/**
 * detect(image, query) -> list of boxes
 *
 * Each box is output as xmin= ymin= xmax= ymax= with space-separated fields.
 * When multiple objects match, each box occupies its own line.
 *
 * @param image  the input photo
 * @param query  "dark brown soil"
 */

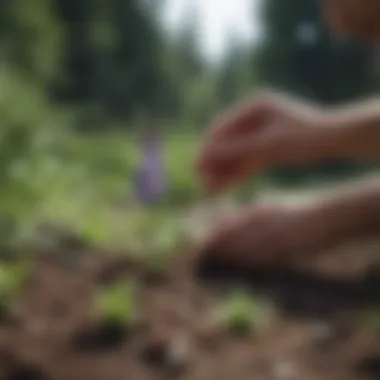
xmin=1 ymin=240 xmax=380 ymax=380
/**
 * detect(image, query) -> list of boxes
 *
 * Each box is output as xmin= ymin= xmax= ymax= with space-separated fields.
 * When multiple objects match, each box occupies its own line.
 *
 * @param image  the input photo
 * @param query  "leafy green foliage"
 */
xmin=0 ymin=0 xmax=372 ymax=257
xmin=214 ymin=289 xmax=272 ymax=335
xmin=0 ymin=261 xmax=30 ymax=308
xmin=120 ymin=206 xmax=184 ymax=269
xmin=257 ymin=0 xmax=374 ymax=103
xmin=96 ymin=280 xmax=136 ymax=325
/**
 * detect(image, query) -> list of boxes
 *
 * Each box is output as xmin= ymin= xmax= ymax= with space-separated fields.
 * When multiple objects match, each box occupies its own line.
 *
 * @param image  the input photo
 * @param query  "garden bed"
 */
xmin=0 ymin=240 xmax=380 ymax=380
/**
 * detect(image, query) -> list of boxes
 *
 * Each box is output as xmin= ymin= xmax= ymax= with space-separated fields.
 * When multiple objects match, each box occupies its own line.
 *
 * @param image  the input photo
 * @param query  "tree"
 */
xmin=256 ymin=0 xmax=375 ymax=104
xmin=54 ymin=0 xmax=178 ymax=125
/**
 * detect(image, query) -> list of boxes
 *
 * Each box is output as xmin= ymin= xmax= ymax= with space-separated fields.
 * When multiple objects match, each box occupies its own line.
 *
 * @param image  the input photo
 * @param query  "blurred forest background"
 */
xmin=0 ymin=0 xmax=379 ymax=249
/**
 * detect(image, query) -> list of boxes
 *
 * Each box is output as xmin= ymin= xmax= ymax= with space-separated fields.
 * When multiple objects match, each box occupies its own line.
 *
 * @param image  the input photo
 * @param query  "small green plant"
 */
xmin=96 ymin=280 xmax=137 ymax=327
xmin=0 ymin=261 xmax=30 ymax=311
xmin=213 ymin=289 xmax=272 ymax=335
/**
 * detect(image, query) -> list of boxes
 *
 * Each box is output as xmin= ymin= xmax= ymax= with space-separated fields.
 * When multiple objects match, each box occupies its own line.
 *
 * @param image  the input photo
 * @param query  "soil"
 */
xmin=1 ymin=239 xmax=380 ymax=380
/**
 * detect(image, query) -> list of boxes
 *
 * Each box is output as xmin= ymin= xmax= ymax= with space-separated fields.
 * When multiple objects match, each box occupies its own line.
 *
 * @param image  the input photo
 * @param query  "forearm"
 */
xmin=317 ymin=98 xmax=380 ymax=161
xmin=311 ymin=177 xmax=380 ymax=245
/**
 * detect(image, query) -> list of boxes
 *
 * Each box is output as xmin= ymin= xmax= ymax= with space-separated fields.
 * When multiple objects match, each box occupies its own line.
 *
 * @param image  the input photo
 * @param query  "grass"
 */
xmin=2 ymin=128 xmax=374 ymax=281
xmin=62 ymin=132 xmax=202 ymax=204
xmin=5 ymin=131 xmax=201 ymax=250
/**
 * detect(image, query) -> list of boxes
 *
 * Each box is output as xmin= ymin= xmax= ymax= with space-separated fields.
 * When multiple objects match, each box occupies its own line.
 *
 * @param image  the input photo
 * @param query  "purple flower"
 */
xmin=135 ymin=127 xmax=165 ymax=204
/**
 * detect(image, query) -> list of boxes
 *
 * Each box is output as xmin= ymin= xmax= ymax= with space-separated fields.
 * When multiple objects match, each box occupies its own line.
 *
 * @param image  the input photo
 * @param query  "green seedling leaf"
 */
xmin=96 ymin=280 xmax=137 ymax=325
xmin=0 ymin=261 xmax=30 ymax=309
xmin=214 ymin=289 xmax=272 ymax=335
xmin=7 ymin=262 xmax=30 ymax=292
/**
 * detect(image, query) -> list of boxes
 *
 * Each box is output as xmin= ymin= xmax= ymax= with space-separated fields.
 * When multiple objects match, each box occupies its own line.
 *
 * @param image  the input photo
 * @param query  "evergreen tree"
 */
xmin=256 ymin=0 xmax=375 ymax=104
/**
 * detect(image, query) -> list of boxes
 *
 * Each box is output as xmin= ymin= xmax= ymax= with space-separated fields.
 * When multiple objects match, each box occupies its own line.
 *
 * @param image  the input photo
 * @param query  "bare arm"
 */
xmin=310 ymin=177 xmax=380 ymax=245
xmin=316 ymin=98 xmax=380 ymax=161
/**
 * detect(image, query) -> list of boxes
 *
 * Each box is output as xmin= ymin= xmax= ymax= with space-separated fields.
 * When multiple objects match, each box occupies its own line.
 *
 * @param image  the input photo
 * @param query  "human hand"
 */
xmin=198 ymin=201 xmax=326 ymax=267
xmin=196 ymin=92 xmax=327 ymax=192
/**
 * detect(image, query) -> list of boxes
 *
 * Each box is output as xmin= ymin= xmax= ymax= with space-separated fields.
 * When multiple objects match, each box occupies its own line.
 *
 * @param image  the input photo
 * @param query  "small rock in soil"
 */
xmin=167 ymin=333 xmax=190 ymax=372
xmin=312 ymin=316 xmax=353 ymax=349
xmin=311 ymin=321 xmax=335 ymax=348
xmin=272 ymin=360 xmax=298 ymax=380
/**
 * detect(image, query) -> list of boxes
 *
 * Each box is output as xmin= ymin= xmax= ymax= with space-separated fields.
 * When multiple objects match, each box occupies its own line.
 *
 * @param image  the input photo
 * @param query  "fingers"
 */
xmin=196 ymin=90 xmax=310 ymax=192
xmin=207 ymin=94 xmax=275 ymax=141
xmin=196 ymin=142 xmax=260 ymax=192
xmin=199 ymin=205 xmax=275 ymax=265
xmin=196 ymin=97 xmax=273 ymax=192
xmin=199 ymin=217 xmax=276 ymax=267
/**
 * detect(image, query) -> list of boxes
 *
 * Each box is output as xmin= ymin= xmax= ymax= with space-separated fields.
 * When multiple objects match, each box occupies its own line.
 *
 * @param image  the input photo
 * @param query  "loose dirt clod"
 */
xmin=167 ymin=333 xmax=190 ymax=372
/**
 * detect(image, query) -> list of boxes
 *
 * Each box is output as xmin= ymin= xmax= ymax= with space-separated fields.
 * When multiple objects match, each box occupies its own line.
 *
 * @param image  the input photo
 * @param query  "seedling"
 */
xmin=74 ymin=281 xmax=137 ymax=351
xmin=213 ymin=289 xmax=272 ymax=336
xmin=0 ymin=261 xmax=30 ymax=313
xmin=95 ymin=280 xmax=137 ymax=328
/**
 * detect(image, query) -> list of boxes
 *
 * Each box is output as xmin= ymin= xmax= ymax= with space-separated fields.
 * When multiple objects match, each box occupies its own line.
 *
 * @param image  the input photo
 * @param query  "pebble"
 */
xmin=167 ymin=333 xmax=189 ymax=370
xmin=311 ymin=319 xmax=352 ymax=348
xmin=273 ymin=360 xmax=297 ymax=380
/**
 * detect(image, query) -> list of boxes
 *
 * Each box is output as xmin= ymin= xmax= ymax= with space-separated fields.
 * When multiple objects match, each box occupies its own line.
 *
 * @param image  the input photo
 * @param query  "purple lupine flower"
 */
xmin=135 ymin=127 xmax=166 ymax=205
